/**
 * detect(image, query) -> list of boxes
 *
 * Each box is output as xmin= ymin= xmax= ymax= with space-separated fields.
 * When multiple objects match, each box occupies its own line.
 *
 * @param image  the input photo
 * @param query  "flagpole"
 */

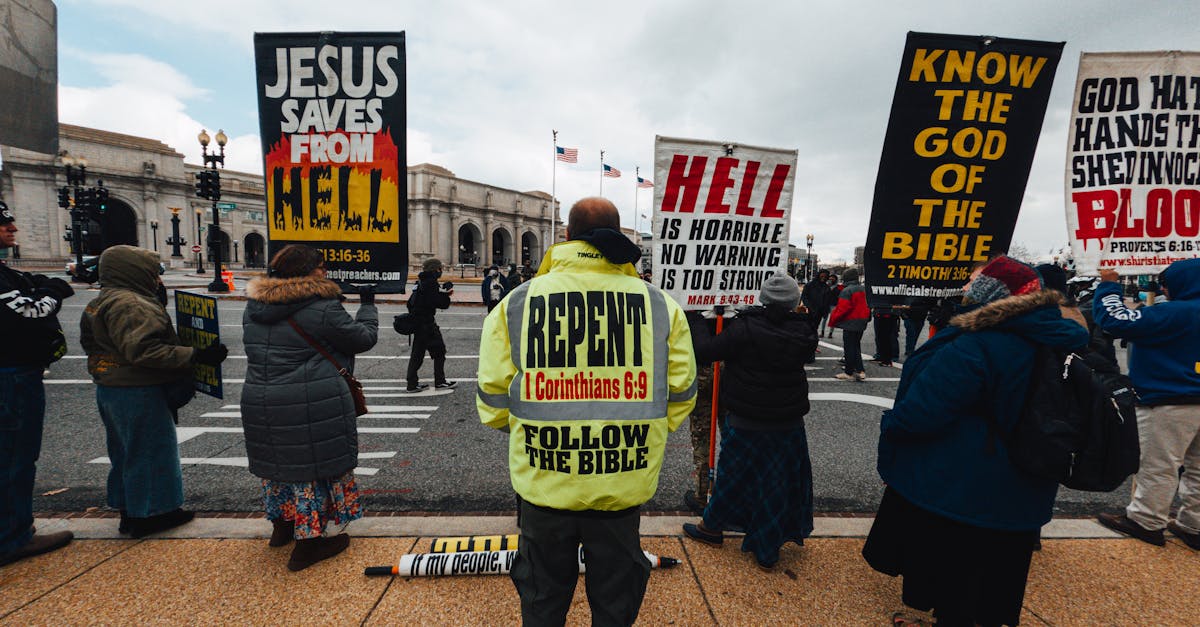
xmin=599 ymin=150 xmax=605 ymax=197
xmin=552 ymin=130 xmax=557 ymax=242
xmin=634 ymin=166 xmax=639 ymax=233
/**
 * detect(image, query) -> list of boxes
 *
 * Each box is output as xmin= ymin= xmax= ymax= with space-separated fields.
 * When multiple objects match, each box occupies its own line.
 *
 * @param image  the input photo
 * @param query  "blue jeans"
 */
xmin=0 ymin=367 xmax=45 ymax=554
xmin=96 ymin=385 xmax=184 ymax=517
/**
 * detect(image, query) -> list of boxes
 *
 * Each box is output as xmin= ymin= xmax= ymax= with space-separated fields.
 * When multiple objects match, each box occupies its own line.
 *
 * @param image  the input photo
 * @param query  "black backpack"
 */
xmin=392 ymin=313 xmax=417 ymax=335
xmin=995 ymin=345 xmax=1140 ymax=492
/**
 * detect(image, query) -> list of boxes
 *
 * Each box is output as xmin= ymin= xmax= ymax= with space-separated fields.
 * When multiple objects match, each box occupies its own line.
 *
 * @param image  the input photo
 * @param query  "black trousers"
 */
xmin=511 ymin=501 xmax=650 ymax=626
xmin=873 ymin=315 xmax=900 ymax=364
xmin=406 ymin=323 xmax=446 ymax=386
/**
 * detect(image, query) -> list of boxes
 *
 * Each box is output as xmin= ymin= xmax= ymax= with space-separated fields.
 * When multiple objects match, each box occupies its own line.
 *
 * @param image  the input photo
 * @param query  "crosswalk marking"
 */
xmin=88 ymin=451 xmax=399 ymax=476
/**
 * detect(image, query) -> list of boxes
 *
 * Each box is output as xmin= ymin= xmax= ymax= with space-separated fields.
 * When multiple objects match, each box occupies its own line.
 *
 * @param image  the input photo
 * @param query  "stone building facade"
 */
xmin=0 ymin=125 xmax=560 ymax=271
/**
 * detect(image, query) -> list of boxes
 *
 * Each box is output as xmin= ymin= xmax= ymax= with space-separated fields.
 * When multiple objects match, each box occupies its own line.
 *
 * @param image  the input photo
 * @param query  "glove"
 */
xmin=40 ymin=277 xmax=75 ymax=301
xmin=441 ymin=281 xmax=454 ymax=292
xmin=192 ymin=343 xmax=229 ymax=366
xmin=358 ymin=284 xmax=377 ymax=306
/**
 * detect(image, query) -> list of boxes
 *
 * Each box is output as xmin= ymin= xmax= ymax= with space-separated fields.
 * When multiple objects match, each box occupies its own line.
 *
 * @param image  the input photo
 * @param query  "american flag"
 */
xmin=556 ymin=146 xmax=578 ymax=163
xmin=603 ymin=164 xmax=621 ymax=178
xmin=637 ymin=176 xmax=653 ymax=188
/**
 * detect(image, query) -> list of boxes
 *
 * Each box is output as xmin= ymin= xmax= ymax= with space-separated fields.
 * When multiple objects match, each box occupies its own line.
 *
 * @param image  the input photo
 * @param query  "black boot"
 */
xmin=126 ymin=509 xmax=195 ymax=539
xmin=269 ymin=519 xmax=295 ymax=547
xmin=287 ymin=534 xmax=350 ymax=571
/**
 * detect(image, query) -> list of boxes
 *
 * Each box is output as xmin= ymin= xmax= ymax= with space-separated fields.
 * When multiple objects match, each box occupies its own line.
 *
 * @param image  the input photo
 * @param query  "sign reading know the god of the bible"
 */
xmin=254 ymin=31 xmax=408 ymax=291
xmin=175 ymin=290 xmax=222 ymax=399
xmin=1065 ymin=51 xmax=1200 ymax=276
xmin=865 ymin=32 xmax=1062 ymax=303
xmin=651 ymin=136 xmax=797 ymax=311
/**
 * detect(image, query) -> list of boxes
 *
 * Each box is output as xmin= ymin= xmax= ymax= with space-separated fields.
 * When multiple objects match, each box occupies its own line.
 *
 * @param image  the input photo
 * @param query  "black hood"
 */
xmin=571 ymin=228 xmax=641 ymax=265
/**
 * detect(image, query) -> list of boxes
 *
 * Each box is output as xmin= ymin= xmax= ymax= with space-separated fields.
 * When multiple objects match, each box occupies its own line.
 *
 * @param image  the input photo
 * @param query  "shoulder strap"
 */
xmin=287 ymin=317 xmax=347 ymax=374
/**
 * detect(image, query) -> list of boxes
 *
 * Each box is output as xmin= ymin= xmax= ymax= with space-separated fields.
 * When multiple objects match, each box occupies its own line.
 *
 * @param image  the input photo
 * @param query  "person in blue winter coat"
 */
xmin=863 ymin=255 xmax=1089 ymax=627
xmin=1092 ymin=259 xmax=1200 ymax=551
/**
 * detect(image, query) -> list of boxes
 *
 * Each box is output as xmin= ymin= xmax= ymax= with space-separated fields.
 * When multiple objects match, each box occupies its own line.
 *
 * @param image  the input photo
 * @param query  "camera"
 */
xmin=440 ymin=281 xmax=454 ymax=293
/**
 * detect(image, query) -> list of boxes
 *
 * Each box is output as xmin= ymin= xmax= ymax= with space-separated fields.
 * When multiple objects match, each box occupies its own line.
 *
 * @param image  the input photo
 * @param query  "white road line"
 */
xmin=58 ymin=355 xmax=482 ymax=360
xmin=809 ymin=377 xmax=901 ymax=382
xmin=809 ymin=392 xmax=895 ymax=409
xmin=360 ymin=414 xmax=431 ymax=419
xmin=818 ymin=341 xmax=843 ymax=352
xmin=87 ymin=452 xmax=397 ymax=476
xmin=200 ymin=411 xmax=242 ymax=418
xmin=218 ymin=404 xmax=438 ymax=412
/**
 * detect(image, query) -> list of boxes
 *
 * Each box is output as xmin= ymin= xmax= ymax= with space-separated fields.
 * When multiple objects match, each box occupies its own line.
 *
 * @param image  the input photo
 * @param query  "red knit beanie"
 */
xmin=964 ymin=255 xmax=1042 ymax=304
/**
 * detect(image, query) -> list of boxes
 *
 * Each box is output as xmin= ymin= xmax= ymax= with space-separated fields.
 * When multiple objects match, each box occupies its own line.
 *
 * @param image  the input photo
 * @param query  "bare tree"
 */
xmin=1006 ymin=242 xmax=1035 ymax=263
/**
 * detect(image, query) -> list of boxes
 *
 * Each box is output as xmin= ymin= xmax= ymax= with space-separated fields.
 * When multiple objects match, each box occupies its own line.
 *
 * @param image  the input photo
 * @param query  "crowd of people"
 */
xmin=2 ymin=197 xmax=1199 ymax=625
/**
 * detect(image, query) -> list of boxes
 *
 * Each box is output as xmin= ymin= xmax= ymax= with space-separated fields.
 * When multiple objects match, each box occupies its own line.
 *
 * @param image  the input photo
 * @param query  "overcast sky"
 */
xmin=54 ymin=0 xmax=1200 ymax=263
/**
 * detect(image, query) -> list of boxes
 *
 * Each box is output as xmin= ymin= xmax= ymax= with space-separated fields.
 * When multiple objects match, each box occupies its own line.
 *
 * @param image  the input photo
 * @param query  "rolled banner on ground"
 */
xmin=365 ymin=546 xmax=679 ymax=577
xmin=430 ymin=533 xmax=519 ymax=553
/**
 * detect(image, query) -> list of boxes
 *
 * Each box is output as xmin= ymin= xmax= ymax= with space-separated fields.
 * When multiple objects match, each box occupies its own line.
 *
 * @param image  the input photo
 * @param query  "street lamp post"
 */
xmin=166 ymin=207 xmax=186 ymax=258
xmin=150 ymin=220 xmax=159 ymax=252
xmin=197 ymin=128 xmax=229 ymax=292
xmin=195 ymin=209 xmax=205 ymax=273
xmin=233 ymin=240 xmax=239 ymax=264
xmin=805 ymin=233 xmax=815 ymax=282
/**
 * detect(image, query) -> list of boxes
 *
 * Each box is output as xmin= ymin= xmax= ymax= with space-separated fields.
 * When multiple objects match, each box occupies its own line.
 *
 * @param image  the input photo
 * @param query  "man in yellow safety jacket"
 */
xmin=478 ymin=197 xmax=697 ymax=625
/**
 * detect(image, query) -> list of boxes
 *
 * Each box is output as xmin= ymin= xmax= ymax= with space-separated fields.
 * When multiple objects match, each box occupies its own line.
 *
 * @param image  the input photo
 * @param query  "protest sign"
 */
xmin=651 ymin=136 xmax=797 ymax=311
xmin=175 ymin=290 xmax=222 ymax=399
xmin=865 ymin=32 xmax=1062 ymax=303
xmin=1065 ymin=51 xmax=1200 ymax=275
xmin=254 ymin=32 xmax=408 ymax=290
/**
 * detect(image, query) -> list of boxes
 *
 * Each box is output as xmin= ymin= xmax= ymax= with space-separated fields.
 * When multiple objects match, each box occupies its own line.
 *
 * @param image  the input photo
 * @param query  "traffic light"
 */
xmin=195 ymin=170 xmax=222 ymax=200
xmin=58 ymin=187 xmax=71 ymax=209
xmin=208 ymin=170 xmax=220 ymax=201
xmin=96 ymin=187 xmax=109 ymax=214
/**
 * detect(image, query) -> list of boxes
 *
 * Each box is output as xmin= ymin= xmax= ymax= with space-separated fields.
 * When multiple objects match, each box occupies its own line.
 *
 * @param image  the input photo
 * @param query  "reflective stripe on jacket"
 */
xmin=477 ymin=240 xmax=697 ymax=511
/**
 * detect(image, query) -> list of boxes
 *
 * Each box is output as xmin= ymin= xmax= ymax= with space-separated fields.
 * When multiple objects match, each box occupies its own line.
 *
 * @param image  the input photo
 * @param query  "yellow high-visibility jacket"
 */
xmin=477 ymin=240 xmax=697 ymax=511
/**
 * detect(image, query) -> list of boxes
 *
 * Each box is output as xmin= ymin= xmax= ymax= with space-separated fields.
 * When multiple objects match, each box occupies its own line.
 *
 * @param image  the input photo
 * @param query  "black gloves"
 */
xmin=192 ymin=343 xmax=229 ymax=366
xmin=440 ymin=281 xmax=454 ymax=293
xmin=39 ymin=277 xmax=75 ymax=302
xmin=358 ymin=284 xmax=377 ymax=306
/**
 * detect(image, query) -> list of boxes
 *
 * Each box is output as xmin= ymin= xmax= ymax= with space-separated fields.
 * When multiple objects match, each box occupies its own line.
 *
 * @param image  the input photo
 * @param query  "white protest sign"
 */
xmin=652 ymin=136 xmax=797 ymax=310
xmin=1065 ymin=51 xmax=1200 ymax=275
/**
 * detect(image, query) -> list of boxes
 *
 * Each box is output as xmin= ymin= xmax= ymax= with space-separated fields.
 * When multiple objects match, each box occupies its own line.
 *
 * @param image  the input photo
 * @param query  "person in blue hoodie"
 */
xmin=863 ymin=255 xmax=1089 ymax=627
xmin=1092 ymin=259 xmax=1200 ymax=551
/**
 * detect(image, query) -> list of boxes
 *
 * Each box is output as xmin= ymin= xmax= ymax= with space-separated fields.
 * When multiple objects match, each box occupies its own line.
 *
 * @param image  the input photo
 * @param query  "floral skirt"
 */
xmin=262 ymin=471 xmax=363 ymax=539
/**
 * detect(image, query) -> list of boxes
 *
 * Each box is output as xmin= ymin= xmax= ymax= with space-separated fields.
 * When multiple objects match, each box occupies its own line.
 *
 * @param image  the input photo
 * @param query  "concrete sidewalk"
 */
xmin=3 ymin=516 xmax=1196 ymax=625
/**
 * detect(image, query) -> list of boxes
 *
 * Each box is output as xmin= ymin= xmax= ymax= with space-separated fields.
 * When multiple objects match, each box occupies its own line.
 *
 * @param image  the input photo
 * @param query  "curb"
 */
xmin=33 ymin=515 xmax=1125 ymax=541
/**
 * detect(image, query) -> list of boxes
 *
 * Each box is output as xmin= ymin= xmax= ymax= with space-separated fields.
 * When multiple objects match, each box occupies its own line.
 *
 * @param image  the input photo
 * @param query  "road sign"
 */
xmin=191 ymin=245 xmax=202 ymax=253
xmin=215 ymin=202 xmax=237 ymax=210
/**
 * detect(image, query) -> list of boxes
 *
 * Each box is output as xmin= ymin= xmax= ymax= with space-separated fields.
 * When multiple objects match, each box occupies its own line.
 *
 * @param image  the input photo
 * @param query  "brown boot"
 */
xmin=287 ymin=534 xmax=350 ymax=571
xmin=269 ymin=519 xmax=295 ymax=547
xmin=0 ymin=531 xmax=74 ymax=567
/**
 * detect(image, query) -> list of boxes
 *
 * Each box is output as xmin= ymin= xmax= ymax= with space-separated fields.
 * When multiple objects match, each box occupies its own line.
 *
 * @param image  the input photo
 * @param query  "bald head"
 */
xmin=567 ymin=197 xmax=620 ymax=240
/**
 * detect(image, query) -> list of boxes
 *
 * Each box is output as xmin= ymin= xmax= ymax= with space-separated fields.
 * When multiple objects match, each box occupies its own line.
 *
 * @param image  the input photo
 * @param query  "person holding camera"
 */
xmin=406 ymin=258 xmax=455 ymax=392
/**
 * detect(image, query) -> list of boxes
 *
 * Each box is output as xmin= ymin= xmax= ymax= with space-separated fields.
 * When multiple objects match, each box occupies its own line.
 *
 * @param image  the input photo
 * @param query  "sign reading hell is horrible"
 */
xmin=652 ymin=136 xmax=797 ymax=310
xmin=865 ymin=32 xmax=1062 ymax=303
xmin=1065 ymin=51 xmax=1200 ymax=275
xmin=175 ymin=291 xmax=222 ymax=399
xmin=254 ymin=32 xmax=408 ymax=289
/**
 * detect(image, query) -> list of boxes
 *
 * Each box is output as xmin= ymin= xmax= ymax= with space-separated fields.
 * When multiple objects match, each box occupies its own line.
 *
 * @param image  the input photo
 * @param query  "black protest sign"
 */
xmin=1066 ymin=52 xmax=1200 ymax=275
xmin=175 ymin=290 xmax=222 ymax=399
xmin=254 ymin=32 xmax=407 ymax=290
xmin=865 ymin=32 xmax=1062 ymax=303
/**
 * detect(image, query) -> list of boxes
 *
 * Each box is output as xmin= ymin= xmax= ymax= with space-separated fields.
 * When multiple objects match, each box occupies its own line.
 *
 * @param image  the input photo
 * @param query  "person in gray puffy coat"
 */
xmin=240 ymin=244 xmax=379 ymax=571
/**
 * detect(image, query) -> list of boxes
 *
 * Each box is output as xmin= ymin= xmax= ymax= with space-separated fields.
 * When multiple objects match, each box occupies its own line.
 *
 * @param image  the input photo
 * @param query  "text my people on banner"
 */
xmin=865 ymin=32 xmax=1062 ymax=302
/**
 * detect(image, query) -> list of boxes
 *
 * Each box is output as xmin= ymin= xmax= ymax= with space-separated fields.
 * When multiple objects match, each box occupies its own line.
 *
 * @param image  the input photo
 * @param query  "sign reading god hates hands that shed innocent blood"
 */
xmin=1066 ymin=51 xmax=1200 ymax=275
xmin=651 ymin=136 xmax=797 ymax=311
xmin=254 ymin=32 xmax=408 ymax=290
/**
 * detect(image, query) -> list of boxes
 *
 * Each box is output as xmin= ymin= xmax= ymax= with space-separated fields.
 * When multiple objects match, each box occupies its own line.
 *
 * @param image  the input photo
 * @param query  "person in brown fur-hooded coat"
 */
xmin=240 ymin=244 xmax=378 ymax=571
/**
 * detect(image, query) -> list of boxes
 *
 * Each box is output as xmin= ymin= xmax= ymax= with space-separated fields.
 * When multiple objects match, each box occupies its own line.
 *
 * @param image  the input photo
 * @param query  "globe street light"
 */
xmin=197 ymin=128 xmax=229 ymax=292
xmin=805 ymin=233 xmax=815 ymax=282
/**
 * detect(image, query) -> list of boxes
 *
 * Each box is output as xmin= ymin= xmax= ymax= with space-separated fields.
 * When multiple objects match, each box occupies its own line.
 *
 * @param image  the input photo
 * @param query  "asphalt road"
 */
xmin=32 ymin=290 xmax=1129 ymax=516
